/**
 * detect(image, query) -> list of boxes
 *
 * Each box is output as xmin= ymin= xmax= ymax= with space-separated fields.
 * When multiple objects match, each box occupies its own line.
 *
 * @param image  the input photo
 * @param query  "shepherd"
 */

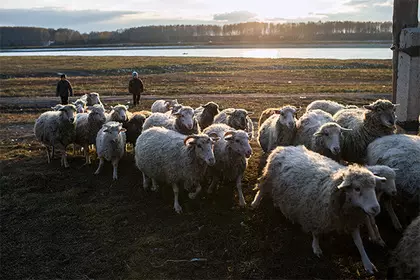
xmin=129 ymin=71 xmax=144 ymax=106
xmin=56 ymin=74 xmax=73 ymax=105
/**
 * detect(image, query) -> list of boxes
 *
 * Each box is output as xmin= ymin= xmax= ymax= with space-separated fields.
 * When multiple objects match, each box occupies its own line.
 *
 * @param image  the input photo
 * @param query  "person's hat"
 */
xmin=132 ymin=71 xmax=138 ymax=77
xmin=60 ymin=74 xmax=66 ymax=78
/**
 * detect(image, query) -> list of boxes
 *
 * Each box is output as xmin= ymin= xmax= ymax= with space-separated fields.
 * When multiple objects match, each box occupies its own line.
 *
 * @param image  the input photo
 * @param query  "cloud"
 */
xmin=213 ymin=11 xmax=258 ymax=22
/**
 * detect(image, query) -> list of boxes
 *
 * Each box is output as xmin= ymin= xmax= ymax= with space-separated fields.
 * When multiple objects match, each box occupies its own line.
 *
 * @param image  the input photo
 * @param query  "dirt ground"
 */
xmin=0 ymin=91 xmax=409 ymax=280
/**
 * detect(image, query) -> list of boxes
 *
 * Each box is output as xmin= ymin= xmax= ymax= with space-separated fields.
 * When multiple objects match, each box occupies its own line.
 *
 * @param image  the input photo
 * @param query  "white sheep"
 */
xmin=94 ymin=121 xmax=126 ymax=180
xmin=135 ymin=127 xmax=217 ymax=213
xmin=333 ymin=99 xmax=397 ymax=163
xmin=251 ymin=145 xmax=383 ymax=274
xmin=105 ymin=104 xmax=129 ymax=123
xmin=34 ymin=104 xmax=77 ymax=168
xmin=306 ymin=100 xmax=358 ymax=115
xmin=151 ymin=99 xmax=179 ymax=113
xmin=213 ymin=108 xmax=254 ymax=136
xmin=80 ymin=92 xmax=104 ymax=108
xmin=74 ymin=104 xmax=106 ymax=165
xmin=258 ymin=105 xmax=297 ymax=153
xmin=388 ymin=215 xmax=420 ymax=279
xmin=142 ymin=106 xmax=200 ymax=135
xmin=73 ymin=98 xmax=87 ymax=113
xmin=203 ymin=124 xmax=252 ymax=206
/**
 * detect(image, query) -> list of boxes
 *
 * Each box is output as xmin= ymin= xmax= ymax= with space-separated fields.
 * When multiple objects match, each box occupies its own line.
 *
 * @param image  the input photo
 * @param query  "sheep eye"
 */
xmin=235 ymin=139 xmax=240 ymax=143
xmin=354 ymin=187 xmax=361 ymax=192
xmin=280 ymin=112 xmax=284 ymax=116
xmin=197 ymin=144 xmax=202 ymax=149
xmin=324 ymin=133 xmax=329 ymax=137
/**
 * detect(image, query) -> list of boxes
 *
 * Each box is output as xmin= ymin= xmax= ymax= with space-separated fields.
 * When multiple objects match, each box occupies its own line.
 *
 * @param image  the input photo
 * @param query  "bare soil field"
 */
xmin=0 ymin=57 xmax=406 ymax=279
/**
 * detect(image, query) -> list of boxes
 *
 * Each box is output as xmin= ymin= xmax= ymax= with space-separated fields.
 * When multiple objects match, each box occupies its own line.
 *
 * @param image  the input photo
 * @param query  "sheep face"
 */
xmin=224 ymin=130 xmax=252 ymax=158
xmin=174 ymin=107 xmax=195 ymax=130
xmin=184 ymin=135 xmax=216 ymax=166
xmin=369 ymin=166 xmax=397 ymax=196
xmin=202 ymin=102 xmax=219 ymax=116
xmin=364 ymin=100 xmax=397 ymax=128
xmin=59 ymin=105 xmax=77 ymax=123
xmin=103 ymin=122 xmax=126 ymax=144
xmin=275 ymin=106 xmax=297 ymax=129
xmin=337 ymin=169 xmax=381 ymax=217
xmin=87 ymin=93 xmax=101 ymax=105
xmin=111 ymin=105 xmax=128 ymax=122
xmin=165 ymin=99 xmax=179 ymax=110
xmin=227 ymin=109 xmax=252 ymax=130
xmin=314 ymin=123 xmax=348 ymax=155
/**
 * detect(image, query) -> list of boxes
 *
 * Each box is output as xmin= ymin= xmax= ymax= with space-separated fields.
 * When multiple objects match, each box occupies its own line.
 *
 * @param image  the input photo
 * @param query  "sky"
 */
xmin=0 ymin=0 xmax=415 ymax=33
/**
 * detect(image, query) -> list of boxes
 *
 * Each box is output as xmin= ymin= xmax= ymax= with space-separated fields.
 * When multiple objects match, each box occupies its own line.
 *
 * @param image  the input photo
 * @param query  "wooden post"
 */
xmin=392 ymin=0 xmax=419 ymax=103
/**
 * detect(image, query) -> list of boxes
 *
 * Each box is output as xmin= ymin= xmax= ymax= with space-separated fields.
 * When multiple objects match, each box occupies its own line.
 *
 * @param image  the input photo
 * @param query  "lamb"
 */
xmin=366 ymin=134 xmax=420 ymax=206
xmin=333 ymin=99 xmax=397 ymax=163
xmin=151 ymin=99 xmax=179 ymax=113
xmin=94 ymin=121 xmax=126 ymax=180
xmin=74 ymin=104 xmax=106 ymax=165
xmin=73 ymin=98 xmax=87 ymax=113
xmin=34 ymin=104 xmax=77 ymax=168
xmin=306 ymin=100 xmax=358 ymax=115
xmin=213 ymin=108 xmax=254 ymax=137
xmin=251 ymin=146 xmax=383 ymax=274
xmin=194 ymin=102 xmax=220 ymax=129
xmin=80 ymin=92 xmax=104 ymax=108
xmin=203 ymin=124 xmax=252 ymax=206
xmin=135 ymin=127 xmax=217 ymax=213
xmin=142 ymin=106 xmax=200 ymax=135
xmin=123 ymin=112 xmax=146 ymax=146
xmin=105 ymin=104 xmax=129 ymax=123
xmin=257 ymin=105 xmax=297 ymax=153
xmin=294 ymin=109 xmax=351 ymax=160
xmin=388 ymin=216 xmax=420 ymax=279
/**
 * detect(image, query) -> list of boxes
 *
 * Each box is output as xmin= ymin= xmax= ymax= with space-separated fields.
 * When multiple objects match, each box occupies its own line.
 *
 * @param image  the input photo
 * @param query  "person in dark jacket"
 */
xmin=129 ymin=71 xmax=144 ymax=106
xmin=56 ymin=74 xmax=73 ymax=105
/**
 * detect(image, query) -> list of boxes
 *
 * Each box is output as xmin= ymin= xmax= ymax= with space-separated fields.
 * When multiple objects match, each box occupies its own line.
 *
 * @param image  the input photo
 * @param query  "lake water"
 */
xmin=0 ymin=46 xmax=391 ymax=59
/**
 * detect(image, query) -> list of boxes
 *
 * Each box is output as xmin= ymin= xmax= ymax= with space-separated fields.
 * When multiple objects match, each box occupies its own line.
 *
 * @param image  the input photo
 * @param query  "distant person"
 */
xmin=56 ymin=74 xmax=73 ymax=105
xmin=129 ymin=71 xmax=144 ymax=106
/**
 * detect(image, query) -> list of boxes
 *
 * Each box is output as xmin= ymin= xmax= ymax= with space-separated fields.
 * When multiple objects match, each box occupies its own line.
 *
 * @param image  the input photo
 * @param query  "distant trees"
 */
xmin=0 ymin=21 xmax=395 ymax=48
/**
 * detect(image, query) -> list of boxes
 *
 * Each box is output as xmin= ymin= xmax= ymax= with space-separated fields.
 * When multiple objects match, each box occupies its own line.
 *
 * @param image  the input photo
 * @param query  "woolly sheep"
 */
xmin=142 ymin=106 xmax=200 ymax=135
xmin=74 ymin=104 xmax=106 ymax=165
xmin=34 ymin=104 xmax=77 ymax=168
xmin=333 ymin=99 xmax=397 ymax=163
xmin=195 ymin=102 xmax=220 ymax=129
xmin=151 ymin=99 xmax=179 ymax=113
xmin=258 ymin=105 xmax=297 ymax=153
xmin=203 ymin=124 xmax=252 ymax=206
xmin=251 ymin=146 xmax=383 ymax=274
xmin=366 ymin=134 xmax=420 ymax=205
xmin=135 ymin=127 xmax=217 ymax=213
xmin=80 ymin=92 xmax=104 ymax=107
xmin=73 ymin=98 xmax=87 ymax=113
xmin=123 ymin=112 xmax=146 ymax=146
xmin=105 ymin=104 xmax=129 ymax=123
xmin=307 ymin=100 xmax=358 ymax=115
xmin=213 ymin=108 xmax=254 ymax=136
xmin=258 ymin=107 xmax=281 ymax=128
xmin=388 ymin=216 xmax=420 ymax=279
xmin=94 ymin=121 xmax=126 ymax=180
xmin=294 ymin=109 xmax=351 ymax=160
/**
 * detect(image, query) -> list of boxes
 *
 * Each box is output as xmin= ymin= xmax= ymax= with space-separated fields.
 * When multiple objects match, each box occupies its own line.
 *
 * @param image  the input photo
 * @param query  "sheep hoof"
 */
xmin=174 ymin=205 xmax=183 ymax=214
xmin=113 ymin=176 xmax=118 ymax=180
xmin=364 ymin=263 xmax=377 ymax=275
xmin=313 ymin=248 xmax=323 ymax=258
xmin=94 ymin=171 xmax=100 ymax=175
xmin=376 ymin=239 xmax=386 ymax=247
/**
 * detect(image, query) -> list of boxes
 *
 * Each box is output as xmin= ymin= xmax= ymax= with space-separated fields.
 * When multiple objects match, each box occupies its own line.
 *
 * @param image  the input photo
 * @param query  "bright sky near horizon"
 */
xmin=0 ymin=0 xmax=416 ymax=32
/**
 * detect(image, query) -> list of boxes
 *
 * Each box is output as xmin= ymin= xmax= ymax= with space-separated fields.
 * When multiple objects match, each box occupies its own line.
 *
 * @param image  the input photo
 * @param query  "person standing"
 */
xmin=129 ymin=71 xmax=144 ymax=106
xmin=56 ymin=74 xmax=73 ymax=105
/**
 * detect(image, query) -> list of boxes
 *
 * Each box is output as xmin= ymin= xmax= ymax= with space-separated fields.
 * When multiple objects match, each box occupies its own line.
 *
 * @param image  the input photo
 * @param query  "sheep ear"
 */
xmin=184 ymin=136 xmax=197 ymax=146
xmin=363 ymin=105 xmax=374 ymax=110
xmin=208 ymin=133 xmax=219 ymax=140
xmin=247 ymin=132 xmax=253 ymax=139
xmin=314 ymin=131 xmax=323 ymax=136
xmin=126 ymin=105 xmax=129 ymax=110
xmin=295 ymin=106 xmax=301 ymax=112
xmin=110 ymin=106 xmax=114 ymax=110
xmin=374 ymin=175 xmax=387 ymax=183
xmin=393 ymin=104 xmax=400 ymax=107
xmin=392 ymin=168 xmax=399 ymax=171
xmin=247 ymin=111 xmax=254 ymax=116
xmin=225 ymin=108 xmax=235 ymax=115
xmin=340 ymin=127 xmax=352 ymax=132
xmin=273 ymin=110 xmax=282 ymax=114
xmin=337 ymin=180 xmax=351 ymax=189
xmin=119 ymin=128 xmax=126 ymax=133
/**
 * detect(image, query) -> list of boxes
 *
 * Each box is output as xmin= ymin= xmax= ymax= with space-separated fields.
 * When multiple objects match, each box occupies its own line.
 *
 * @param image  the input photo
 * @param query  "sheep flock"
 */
xmin=33 ymin=94 xmax=420 ymax=278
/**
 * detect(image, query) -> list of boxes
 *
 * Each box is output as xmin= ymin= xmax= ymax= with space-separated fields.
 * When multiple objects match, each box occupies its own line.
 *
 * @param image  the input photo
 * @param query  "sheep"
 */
xmin=257 ymin=105 xmax=297 ymax=153
xmin=364 ymin=165 xmax=399 ymax=247
xmin=203 ymin=124 xmax=252 ymax=206
xmin=123 ymin=112 xmax=146 ymax=146
xmin=74 ymin=104 xmax=106 ymax=165
xmin=251 ymin=145 xmax=383 ymax=274
xmin=142 ymin=106 xmax=200 ymax=135
xmin=34 ymin=104 xmax=77 ymax=168
xmin=51 ymin=104 xmax=65 ymax=111
xmin=366 ymin=134 xmax=420 ymax=208
xmin=258 ymin=107 xmax=281 ymax=128
xmin=94 ymin=121 xmax=126 ymax=180
xmin=137 ymin=110 xmax=152 ymax=118
xmin=73 ymin=98 xmax=87 ymax=113
xmin=213 ymin=108 xmax=254 ymax=138
xmin=333 ymin=99 xmax=397 ymax=163
xmin=194 ymin=102 xmax=220 ymax=129
xmin=388 ymin=215 xmax=420 ymax=279
xmin=105 ymin=104 xmax=129 ymax=123
xmin=135 ymin=127 xmax=217 ymax=213
xmin=293 ymin=109 xmax=351 ymax=160
xmin=151 ymin=99 xmax=179 ymax=113
xmin=306 ymin=100 xmax=358 ymax=115
xmin=80 ymin=92 xmax=104 ymax=107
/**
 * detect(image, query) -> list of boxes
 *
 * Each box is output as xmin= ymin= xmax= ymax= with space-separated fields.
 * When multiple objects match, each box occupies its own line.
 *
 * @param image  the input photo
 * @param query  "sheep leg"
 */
xmin=383 ymin=198 xmax=402 ymax=231
xmin=51 ymin=145 xmax=55 ymax=160
xmin=251 ymin=190 xmax=263 ymax=209
xmin=94 ymin=158 xmax=104 ymax=175
xmin=172 ymin=183 xmax=182 ymax=214
xmin=84 ymin=145 xmax=91 ymax=165
xmin=142 ymin=174 xmax=151 ymax=190
xmin=365 ymin=215 xmax=376 ymax=243
xmin=312 ymin=233 xmax=323 ymax=257
xmin=151 ymin=179 xmax=159 ymax=192
xmin=366 ymin=215 xmax=385 ymax=247
xmin=188 ymin=183 xmax=202 ymax=200
xmin=61 ymin=148 xmax=69 ymax=168
xmin=207 ymin=176 xmax=219 ymax=194
xmin=45 ymin=145 xmax=51 ymax=163
xmin=351 ymin=227 xmax=377 ymax=274
xmin=236 ymin=176 xmax=246 ymax=206
xmin=112 ymin=159 xmax=119 ymax=180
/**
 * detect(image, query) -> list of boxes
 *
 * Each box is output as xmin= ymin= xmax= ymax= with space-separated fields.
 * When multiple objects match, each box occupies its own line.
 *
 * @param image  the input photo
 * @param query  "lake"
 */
xmin=0 ymin=46 xmax=392 ymax=59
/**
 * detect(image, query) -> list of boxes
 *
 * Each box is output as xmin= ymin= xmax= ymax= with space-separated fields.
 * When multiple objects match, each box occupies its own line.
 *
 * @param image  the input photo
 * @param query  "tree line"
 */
xmin=0 ymin=21 xmax=394 ymax=48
